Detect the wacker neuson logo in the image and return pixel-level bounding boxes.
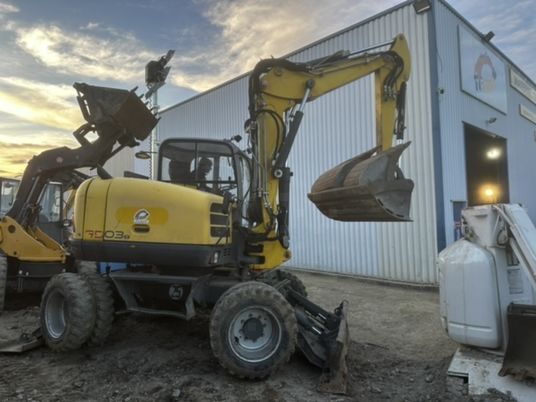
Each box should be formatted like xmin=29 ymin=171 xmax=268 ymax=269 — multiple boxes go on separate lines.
xmin=134 ymin=209 xmax=150 ymax=225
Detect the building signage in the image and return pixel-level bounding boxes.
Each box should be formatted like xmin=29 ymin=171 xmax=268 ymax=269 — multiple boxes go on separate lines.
xmin=510 ymin=69 xmax=536 ymax=104
xmin=520 ymin=104 xmax=536 ymax=125
xmin=458 ymin=26 xmax=507 ymax=113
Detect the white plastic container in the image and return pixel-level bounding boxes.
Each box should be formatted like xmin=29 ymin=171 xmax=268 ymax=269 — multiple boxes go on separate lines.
xmin=438 ymin=239 xmax=502 ymax=348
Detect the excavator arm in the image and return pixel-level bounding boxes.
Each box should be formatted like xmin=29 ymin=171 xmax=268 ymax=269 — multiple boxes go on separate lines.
xmin=245 ymin=34 xmax=412 ymax=270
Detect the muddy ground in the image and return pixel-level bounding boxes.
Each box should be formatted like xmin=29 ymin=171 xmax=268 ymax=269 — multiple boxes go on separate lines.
xmin=0 ymin=271 xmax=522 ymax=401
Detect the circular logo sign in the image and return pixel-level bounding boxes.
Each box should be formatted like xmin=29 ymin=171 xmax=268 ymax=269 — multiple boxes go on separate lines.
xmin=134 ymin=209 xmax=150 ymax=225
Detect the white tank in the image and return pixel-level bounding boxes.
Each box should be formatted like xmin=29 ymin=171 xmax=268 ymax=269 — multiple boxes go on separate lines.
xmin=438 ymin=239 xmax=502 ymax=348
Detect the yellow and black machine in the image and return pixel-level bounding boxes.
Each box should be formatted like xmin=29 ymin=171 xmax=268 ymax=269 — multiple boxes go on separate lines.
xmin=0 ymin=35 xmax=411 ymax=393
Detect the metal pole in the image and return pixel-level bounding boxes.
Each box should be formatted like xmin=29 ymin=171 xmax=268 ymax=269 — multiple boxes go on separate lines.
xmin=150 ymin=90 xmax=158 ymax=180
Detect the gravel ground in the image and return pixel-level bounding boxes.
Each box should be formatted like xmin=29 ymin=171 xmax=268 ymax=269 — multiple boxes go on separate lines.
xmin=0 ymin=271 xmax=524 ymax=401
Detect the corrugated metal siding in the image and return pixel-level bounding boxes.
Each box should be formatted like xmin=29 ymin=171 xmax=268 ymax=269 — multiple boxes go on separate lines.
xmin=157 ymin=3 xmax=437 ymax=283
xmin=104 ymin=146 xmax=135 ymax=178
xmin=159 ymin=78 xmax=249 ymax=140
xmin=434 ymin=1 xmax=536 ymax=246
xmin=368 ymin=5 xmax=436 ymax=283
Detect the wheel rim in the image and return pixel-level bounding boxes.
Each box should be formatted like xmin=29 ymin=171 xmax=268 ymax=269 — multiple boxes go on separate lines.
xmin=228 ymin=306 xmax=282 ymax=363
xmin=44 ymin=289 xmax=67 ymax=339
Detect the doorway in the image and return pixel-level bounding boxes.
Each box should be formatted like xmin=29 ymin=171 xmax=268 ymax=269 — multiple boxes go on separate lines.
xmin=464 ymin=124 xmax=509 ymax=206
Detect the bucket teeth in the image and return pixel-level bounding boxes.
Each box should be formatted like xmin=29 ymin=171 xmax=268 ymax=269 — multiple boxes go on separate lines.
xmin=308 ymin=142 xmax=413 ymax=222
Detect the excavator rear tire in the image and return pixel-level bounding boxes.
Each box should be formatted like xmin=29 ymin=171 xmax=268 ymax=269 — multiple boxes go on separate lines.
xmin=76 ymin=261 xmax=115 ymax=347
xmin=210 ymin=281 xmax=297 ymax=379
xmin=0 ymin=255 xmax=7 ymax=315
xmin=40 ymin=273 xmax=96 ymax=351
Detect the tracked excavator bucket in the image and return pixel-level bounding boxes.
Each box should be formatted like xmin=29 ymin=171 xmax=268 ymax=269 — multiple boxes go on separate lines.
xmin=308 ymin=142 xmax=413 ymax=222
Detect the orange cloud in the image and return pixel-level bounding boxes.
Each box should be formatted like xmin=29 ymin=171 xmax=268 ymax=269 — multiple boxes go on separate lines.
xmin=0 ymin=133 xmax=77 ymax=178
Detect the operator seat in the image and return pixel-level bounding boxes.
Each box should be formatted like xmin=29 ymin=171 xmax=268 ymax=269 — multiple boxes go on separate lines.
xmin=169 ymin=160 xmax=190 ymax=183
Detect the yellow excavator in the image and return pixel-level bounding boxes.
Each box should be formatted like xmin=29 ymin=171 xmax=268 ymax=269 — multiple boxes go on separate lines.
xmin=0 ymin=34 xmax=411 ymax=393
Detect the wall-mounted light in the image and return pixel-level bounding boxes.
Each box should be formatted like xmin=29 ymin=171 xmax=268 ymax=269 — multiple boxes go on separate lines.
xmin=479 ymin=184 xmax=499 ymax=204
xmin=486 ymin=147 xmax=501 ymax=160
xmin=485 ymin=117 xmax=497 ymax=125
xmin=413 ymin=0 xmax=431 ymax=14
xmin=482 ymin=31 xmax=495 ymax=42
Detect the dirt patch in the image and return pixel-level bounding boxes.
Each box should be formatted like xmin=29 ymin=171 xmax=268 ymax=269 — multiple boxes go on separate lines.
xmin=0 ymin=272 xmax=520 ymax=401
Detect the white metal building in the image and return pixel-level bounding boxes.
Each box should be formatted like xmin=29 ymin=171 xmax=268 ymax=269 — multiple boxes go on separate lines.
xmin=106 ymin=0 xmax=536 ymax=285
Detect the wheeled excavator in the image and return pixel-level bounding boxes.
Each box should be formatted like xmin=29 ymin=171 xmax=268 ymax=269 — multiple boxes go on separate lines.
xmin=0 ymin=34 xmax=412 ymax=393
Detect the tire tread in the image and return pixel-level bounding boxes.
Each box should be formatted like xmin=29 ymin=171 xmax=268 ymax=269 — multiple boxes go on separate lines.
xmin=40 ymin=273 xmax=96 ymax=351
xmin=76 ymin=261 xmax=115 ymax=346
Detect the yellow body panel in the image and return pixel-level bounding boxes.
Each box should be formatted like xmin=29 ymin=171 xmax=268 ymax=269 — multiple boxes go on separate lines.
xmin=251 ymin=239 xmax=291 ymax=270
xmin=73 ymin=177 xmax=229 ymax=246
xmin=0 ymin=216 xmax=65 ymax=262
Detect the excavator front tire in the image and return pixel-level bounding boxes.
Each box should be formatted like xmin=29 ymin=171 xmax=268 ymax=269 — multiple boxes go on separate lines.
xmin=0 ymin=255 xmax=7 ymax=315
xmin=210 ymin=281 xmax=297 ymax=379
xmin=40 ymin=273 xmax=96 ymax=351
xmin=76 ymin=261 xmax=115 ymax=346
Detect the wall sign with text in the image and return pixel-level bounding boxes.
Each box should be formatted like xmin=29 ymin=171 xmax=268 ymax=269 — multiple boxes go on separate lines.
xmin=520 ymin=104 xmax=536 ymax=125
xmin=510 ymin=69 xmax=536 ymax=105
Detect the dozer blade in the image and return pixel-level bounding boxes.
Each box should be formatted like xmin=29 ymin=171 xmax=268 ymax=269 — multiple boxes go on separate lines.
xmin=499 ymin=303 xmax=536 ymax=380
xmin=308 ymin=142 xmax=413 ymax=222
xmin=318 ymin=301 xmax=349 ymax=394
xmin=0 ymin=328 xmax=42 ymax=354
xmin=287 ymin=289 xmax=349 ymax=394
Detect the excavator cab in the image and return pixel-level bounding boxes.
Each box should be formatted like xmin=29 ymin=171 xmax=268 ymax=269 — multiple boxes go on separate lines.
xmin=158 ymin=138 xmax=250 ymax=201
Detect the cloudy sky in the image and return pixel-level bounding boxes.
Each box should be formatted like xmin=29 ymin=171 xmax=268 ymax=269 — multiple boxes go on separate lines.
xmin=0 ymin=0 xmax=534 ymax=177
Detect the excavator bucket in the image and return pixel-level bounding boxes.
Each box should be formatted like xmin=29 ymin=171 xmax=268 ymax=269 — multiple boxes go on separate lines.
xmin=74 ymin=83 xmax=157 ymax=142
xmin=499 ymin=303 xmax=536 ymax=380
xmin=308 ymin=142 xmax=413 ymax=222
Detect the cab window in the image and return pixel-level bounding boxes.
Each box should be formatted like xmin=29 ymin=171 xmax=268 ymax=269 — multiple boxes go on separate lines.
xmin=160 ymin=141 xmax=238 ymax=196
xmin=0 ymin=179 xmax=19 ymax=216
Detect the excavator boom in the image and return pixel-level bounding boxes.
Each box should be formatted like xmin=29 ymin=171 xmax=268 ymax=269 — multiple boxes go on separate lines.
xmin=247 ymin=34 xmax=412 ymax=236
